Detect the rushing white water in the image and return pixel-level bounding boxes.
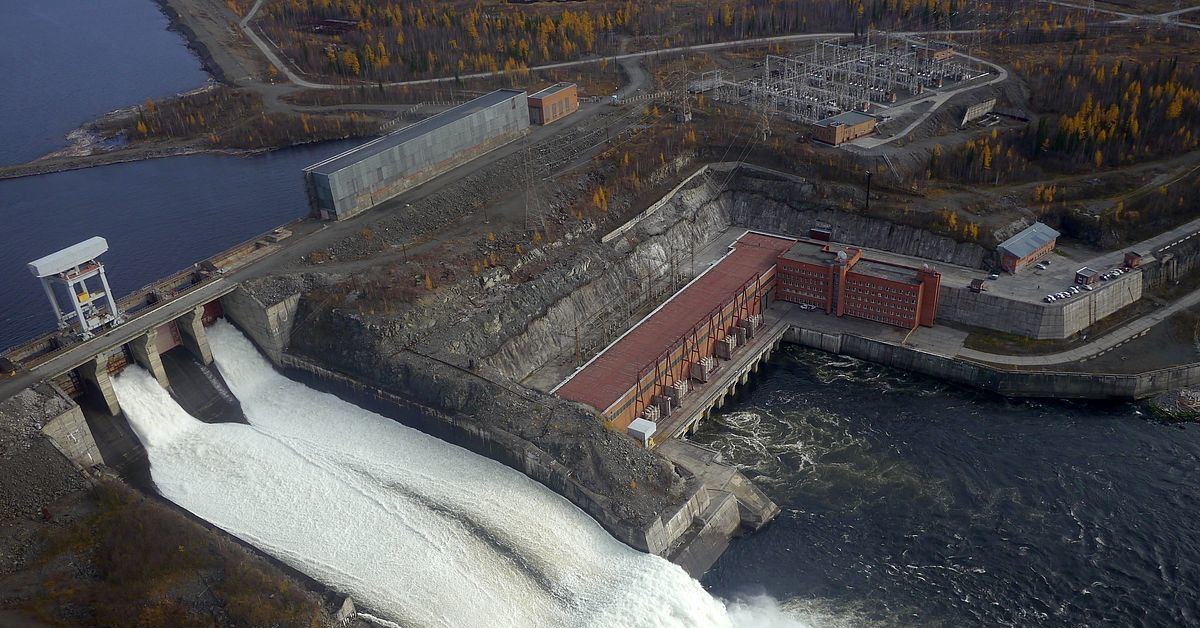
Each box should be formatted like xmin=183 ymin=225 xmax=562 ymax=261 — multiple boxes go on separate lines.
xmin=113 ymin=320 xmax=811 ymax=627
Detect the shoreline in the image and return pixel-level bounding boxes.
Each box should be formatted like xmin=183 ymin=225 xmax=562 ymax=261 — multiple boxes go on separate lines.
xmin=0 ymin=144 xmax=268 ymax=181
xmin=150 ymin=0 xmax=232 ymax=85
xmin=0 ymin=0 xmax=229 ymax=181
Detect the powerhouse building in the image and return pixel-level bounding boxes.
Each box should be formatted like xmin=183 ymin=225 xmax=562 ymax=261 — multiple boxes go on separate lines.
xmin=776 ymin=240 xmax=941 ymax=329
xmin=554 ymin=232 xmax=945 ymax=435
xmin=303 ymin=89 xmax=530 ymax=220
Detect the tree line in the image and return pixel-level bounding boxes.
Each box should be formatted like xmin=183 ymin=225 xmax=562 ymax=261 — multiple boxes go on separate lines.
xmin=251 ymin=0 xmax=1025 ymax=83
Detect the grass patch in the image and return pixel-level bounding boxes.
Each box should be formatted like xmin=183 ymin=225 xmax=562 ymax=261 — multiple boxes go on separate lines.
xmin=959 ymin=298 xmax=1157 ymax=356
xmin=20 ymin=481 xmax=328 ymax=627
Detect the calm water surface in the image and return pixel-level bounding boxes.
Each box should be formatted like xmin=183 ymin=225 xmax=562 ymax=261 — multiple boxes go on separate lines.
xmin=0 ymin=142 xmax=355 ymax=350
xmin=0 ymin=0 xmax=209 ymax=165
xmin=0 ymin=0 xmax=354 ymax=349
xmin=697 ymin=346 xmax=1200 ymax=627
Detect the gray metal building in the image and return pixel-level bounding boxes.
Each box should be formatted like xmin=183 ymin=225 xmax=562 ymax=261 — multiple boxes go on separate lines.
xmin=303 ymin=89 xmax=530 ymax=220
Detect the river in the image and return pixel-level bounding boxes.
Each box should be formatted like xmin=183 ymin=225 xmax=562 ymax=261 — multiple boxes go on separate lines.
xmin=0 ymin=0 xmax=209 ymax=166
xmin=0 ymin=0 xmax=355 ymax=351
xmin=696 ymin=345 xmax=1200 ymax=627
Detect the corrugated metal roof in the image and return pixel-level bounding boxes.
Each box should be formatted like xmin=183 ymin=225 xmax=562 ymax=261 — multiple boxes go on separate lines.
xmin=555 ymin=232 xmax=795 ymax=413
xmin=529 ymin=83 xmax=574 ymax=99
xmin=816 ymin=110 xmax=876 ymax=127
xmin=28 ymin=237 xmax=108 ymax=278
xmin=998 ymin=222 xmax=1059 ymax=259
xmin=304 ymin=89 xmax=526 ymax=175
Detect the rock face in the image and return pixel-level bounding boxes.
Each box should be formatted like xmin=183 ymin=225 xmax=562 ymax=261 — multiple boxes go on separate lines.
xmin=477 ymin=164 xmax=990 ymax=384
xmin=283 ymin=304 xmax=701 ymax=555
xmin=725 ymin=166 xmax=991 ymax=268
xmin=250 ymin=162 xmax=986 ymax=559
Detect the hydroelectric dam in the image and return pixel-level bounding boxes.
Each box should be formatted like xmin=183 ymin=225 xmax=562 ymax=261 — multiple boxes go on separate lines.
xmin=0 ymin=162 xmax=788 ymax=623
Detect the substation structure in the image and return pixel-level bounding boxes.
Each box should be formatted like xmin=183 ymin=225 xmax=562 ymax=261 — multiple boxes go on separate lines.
xmin=703 ymin=33 xmax=981 ymax=127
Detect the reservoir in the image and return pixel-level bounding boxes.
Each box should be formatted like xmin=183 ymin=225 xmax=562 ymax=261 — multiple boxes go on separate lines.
xmin=0 ymin=142 xmax=353 ymax=350
xmin=0 ymin=0 xmax=209 ymax=166
xmin=4 ymin=1 xmax=1198 ymax=626
xmin=0 ymin=0 xmax=355 ymax=350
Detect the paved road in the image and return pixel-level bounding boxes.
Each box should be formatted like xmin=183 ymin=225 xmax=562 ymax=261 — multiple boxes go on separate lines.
xmin=0 ymin=278 xmax=236 ymax=401
xmin=237 ymin=4 xmax=985 ymax=92
xmin=1035 ymin=0 xmax=1200 ymax=29
xmin=848 ymin=48 xmax=1009 ymax=150
xmin=957 ymin=287 xmax=1200 ymax=367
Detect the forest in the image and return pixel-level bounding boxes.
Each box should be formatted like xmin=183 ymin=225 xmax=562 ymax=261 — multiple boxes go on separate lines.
xmin=927 ymin=27 xmax=1200 ymax=246
xmin=932 ymin=32 xmax=1200 ymax=185
xmin=92 ymin=87 xmax=383 ymax=150
xmin=244 ymin=0 xmax=1018 ymax=83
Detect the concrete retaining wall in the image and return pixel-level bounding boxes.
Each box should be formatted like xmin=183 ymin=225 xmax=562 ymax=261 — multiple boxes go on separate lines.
xmin=39 ymin=386 xmax=103 ymax=469
xmin=783 ymin=325 xmax=1200 ymax=399
xmin=219 ymin=288 xmax=301 ymax=365
xmin=937 ymin=270 xmax=1142 ymax=339
xmin=1142 ymin=234 xmax=1200 ymax=290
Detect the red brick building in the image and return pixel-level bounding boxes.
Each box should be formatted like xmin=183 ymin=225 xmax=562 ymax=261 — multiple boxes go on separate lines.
xmin=775 ymin=241 xmax=941 ymax=329
xmin=998 ymin=222 xmax=1059 ymax=274
xmin=527 ymin=83 xmax=579 ymax=126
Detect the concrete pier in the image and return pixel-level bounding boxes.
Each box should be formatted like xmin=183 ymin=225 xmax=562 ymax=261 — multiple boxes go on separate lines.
xmin=39 ymin=384 xmax=104 ymax=468
xmin=177 ymin=305 xmax=213 ymax=365
xmin=655 ymin=317 xmax=789 ymax=442
xmin=220 ymin=287 xmax=301 ymax=366
xmin=129 ymin=328 xmax=170 ymax=390
xmin=75 ymin=354 xmax=119 ymax=416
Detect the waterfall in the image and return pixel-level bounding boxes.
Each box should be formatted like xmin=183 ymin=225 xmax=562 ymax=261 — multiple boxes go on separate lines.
xmin=112 ymin=320 xmax=810 ymax=628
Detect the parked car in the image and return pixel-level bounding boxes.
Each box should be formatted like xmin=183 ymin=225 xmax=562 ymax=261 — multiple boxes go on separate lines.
xmin=1044 ymin=295 xmax=1056 ymax=303
xmin=988 ymin=272 xmax=1000 ymax=280
xmin=1068 ymin=286 xmax=1080 ymax=294
xmin=1083 ymin=284 xmax=1095 ymax=291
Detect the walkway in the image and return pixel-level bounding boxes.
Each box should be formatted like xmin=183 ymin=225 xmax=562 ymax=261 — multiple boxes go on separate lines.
xmin=957 ymin=288 xmax=1200 ymax=367
xmin=0 ymin=279 xmax=236 ymax=400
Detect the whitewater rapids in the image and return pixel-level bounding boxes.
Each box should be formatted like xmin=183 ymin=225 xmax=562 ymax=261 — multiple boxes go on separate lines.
xmin=113 ymin=320 xmax=808 ymax=627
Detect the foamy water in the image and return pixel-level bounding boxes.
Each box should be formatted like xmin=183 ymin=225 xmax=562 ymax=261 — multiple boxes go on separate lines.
xmin=113 ymin=320 xmax=812 ymax=627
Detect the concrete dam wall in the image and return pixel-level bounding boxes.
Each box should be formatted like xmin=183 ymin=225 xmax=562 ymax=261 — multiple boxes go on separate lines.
xmin=784 ymin=325 xmax=1200 ymax=400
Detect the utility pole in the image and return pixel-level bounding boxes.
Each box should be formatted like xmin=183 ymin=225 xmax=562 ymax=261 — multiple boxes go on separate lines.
xmin=864 ymin=170 xmax=873 ymax=212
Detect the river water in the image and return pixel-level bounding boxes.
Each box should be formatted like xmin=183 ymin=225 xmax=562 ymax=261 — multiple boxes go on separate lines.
xmin=696 ymin=346 xmax=1200 ymax=627
xmin=0 ymin=0 xmax=355 ymax=350
xmin=113 ymin=321 xmax=811 ymax=627
xmin=0 ymin=0 xmax=210 ymax=166
xmin=9 ymin=2 xmax=1199 ymax=626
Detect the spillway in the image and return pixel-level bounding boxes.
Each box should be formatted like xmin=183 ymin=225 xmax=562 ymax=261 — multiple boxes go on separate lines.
xmin=112 ymin=320 xmax=810 ymax=627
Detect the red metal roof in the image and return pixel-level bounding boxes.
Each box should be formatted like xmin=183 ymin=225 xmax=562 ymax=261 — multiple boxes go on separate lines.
xmin=555 ymin=231 xmax=795 ymax=412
